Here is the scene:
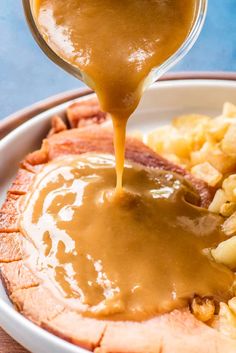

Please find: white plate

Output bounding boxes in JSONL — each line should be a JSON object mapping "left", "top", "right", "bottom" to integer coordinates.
{"left": 0, "top": 79, "right": 236, "bottom": 353}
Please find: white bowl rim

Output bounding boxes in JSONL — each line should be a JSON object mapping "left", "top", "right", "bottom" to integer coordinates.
{"left": 1, "top": 72, "right": 236, "bottom": 139}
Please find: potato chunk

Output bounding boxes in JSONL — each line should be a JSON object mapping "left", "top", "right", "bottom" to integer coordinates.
{"left": 191, "top": 162, "right": 222, "bottom": 187}
{"left": 212, "top": 235, "right": 236, "bottom": 269}
{"left": 223, "top": 102, "right": 236, "bottom": 118}
{"left": 220, "top": 202, "right": 236, "bottom": 217}
{"left": 191, "top": 297, "right": 215, "bottom": 322}
{"left": 211, "top": 302, "right": 236, "bottom": 338}
{"left": 223, "top": 175, "right": 236, "bottom": 202}
{"left": 221, "top": 124, "right": 236, "bottom": 156}
{"left": 208, "top": 189, "right": 227, "bottom": 214}
{"left": 222, "top": 212, "right": 236, "bottom": 236}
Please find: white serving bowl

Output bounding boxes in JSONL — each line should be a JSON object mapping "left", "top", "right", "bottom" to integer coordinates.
{"left": 0, "top": 76, "right": 236, "bottom": 353}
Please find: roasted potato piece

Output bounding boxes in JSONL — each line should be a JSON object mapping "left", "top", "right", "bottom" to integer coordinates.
{"left": 212, "top": 235, "right": 236, "bottom": 268}
{"left": 223, "top": 175, "right": 236, "bottom": 202}
{"left": 208, "top": 189, "right": 227, "bottom": 214}
{"left": 223, "top": 102, "right": 236, "bottom": 118}
{"left": 222, "top": 213, "right": 236, "bottom": 237}
{"left": 191, "top": 162, "right": 222, "bottom": 187}
{"left": 190, "top": 142, "right": 213, "bottom": 166}
{"left": 206, "top": 147, "right": 236, "bottom": 174}
{"left": 173, "top": 114, "right": 210, "bottom": 150}
{"left": 147, "top": 126, "right": 192, "bottom": 159}
{"left": 211, "top": 302, "right": 236, "bottom": 339}
{"left": 191, "top": 296, "right": 215, "bottom": 322}
{"left": 220, "top": 202, "right": 236, "bottom": 217}
{"left": 221, "top": 124, "right": 236, "bottom": 156}
{"left": 147, "top": 102, "right": 236, "bottom": 218}
{"left": 147, "top": 125, "right": 174, "bottom": 153}
{"left": 164, "top": 134, "right": 192, "bottom": 159}
{"left": 207, "top": 116, "right": 235, "bottom": 142}
{"left": 173, "top": 114, "right": 210, "bottom": 131}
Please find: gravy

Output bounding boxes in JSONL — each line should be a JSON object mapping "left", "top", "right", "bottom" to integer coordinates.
{"left": 28, "top": 0, "right": 231, "bottom": 321}
{"left": 20, "top": 155, "right": 234, "bottom": 320}
{"left": 34, "top": 0, "right": 196, "bottom": 189}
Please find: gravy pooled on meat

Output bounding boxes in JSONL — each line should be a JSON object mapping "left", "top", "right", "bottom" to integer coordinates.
{"left": 29, "top": 0, "right": 235, "bottom": 319}
{"left": 20, "top": 154, "right": 234, "bottom": 320}
{"left": 33, "top": 0, "right": 196, "bottom": 188}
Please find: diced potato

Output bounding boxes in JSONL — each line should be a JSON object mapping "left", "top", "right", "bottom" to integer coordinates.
{"left": 211, "top": 235, "right": 236, "bottom": 268}
{"left": 191, "top": 297, "right": 215, "bottom": 322}
{"left": 146, "top": 102, "right": 236, "bottom": 210}
{"left": 191, "top": 162, "right": 223, "bottom": 187}
{"left": 206, "top": 147, "right": 236, "bottom": 174}
{"left": 173, "top": 114, "right": 210, "bottom": 150}
{"left": 190, "top": 142, "right": 213, "bottom": 166}
{"left": 191, "top": 127, "right": 208, "bottom": 151}
{"left": 228, "top": 298, "right": 236, "bottom": 315}
{"left": 148, "top": 127, "right": 192, "bottom": 159}
{"left": 173, "top": 114, "right": 210, "bottom": 130}
{"left": 208, "top": 189, "right": 227, "bottom": 214}
{"left": 164, "top": 134, "right": 192, "bottom": 159}
{"left": 221, "top": 124, "right": 236, "bottom": 156}
{"left": 211, "top": 302, "right": 236, "bottom": 339}
{"left": 190, "top": 150, "right": 204, "bottom": 166}
{"left": 223, "top": 102, "right": 236, "bottom": 118}
{"left": 223, "top": 175, "right": 236, "bottom": 202}
{"left": 147, "top": 125, "right": 175, "bottom": 153}
{"left": 222, "top": 212, "right": 236, "bottom": 237}
{"left": 208, "top": 116, "right": 232, "bottom": 142}
{"left": 220, "top": 202, "right": 236, "bottom": 217}
{"left": 147, "top": 132, "right": 163, "bottom": 153}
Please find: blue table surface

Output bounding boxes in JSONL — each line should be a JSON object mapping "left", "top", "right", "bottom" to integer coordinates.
{"left": 0, "top": 0, "right": 236, "bottom": 119}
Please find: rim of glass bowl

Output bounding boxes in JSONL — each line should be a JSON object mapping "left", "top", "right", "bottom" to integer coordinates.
{"left": 22, "top": 0, "right": 208, "bottom": 83}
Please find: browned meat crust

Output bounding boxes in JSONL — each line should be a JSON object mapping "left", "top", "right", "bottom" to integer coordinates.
{"left": 1, "top": 96, "right": 234, "bottom": 352}
{"left": 26, "top": 102, "right": 213, "bottom": 208}
{"left": 46, "top": 127, "right": 213, "bottom": 208}
{"left": 47, "top": 115, "right": 67, "bottom": 137}
{"left": 67, "top": 97, "right": 107, "bottom": 128}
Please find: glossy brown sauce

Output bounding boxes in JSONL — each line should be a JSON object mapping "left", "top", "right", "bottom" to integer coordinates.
{"left": 34, "top": 0, "right": 196, "bottom": 189}
{"left": 28, "top": 0, "right": 234, "bottom": 321}
{"left": 20, "top": 155, "right": 234, "bottom": 320}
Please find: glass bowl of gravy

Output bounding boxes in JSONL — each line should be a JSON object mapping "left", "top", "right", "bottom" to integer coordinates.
{"left": 23, "top": 0, "right": 207, "bottom": 86}
{"left": 23, "top": 0, "right": 208, "bottom": 190}
{"left": 22, "top": 0, "right": 208, "bottom": 194}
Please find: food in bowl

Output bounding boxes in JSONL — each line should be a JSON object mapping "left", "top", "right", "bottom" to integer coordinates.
{"left": 1, "top": 98, "right": 236, "bottom": 352}
{"left": 4, "top": 0, "right": 231, "bottom": 351}
{"left": 146, "top": 103, "right": 236, "bottom": 265}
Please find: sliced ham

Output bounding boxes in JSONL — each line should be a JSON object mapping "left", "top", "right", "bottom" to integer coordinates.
{"left": 0, "top": 96, "right": 234, "bottom": 352}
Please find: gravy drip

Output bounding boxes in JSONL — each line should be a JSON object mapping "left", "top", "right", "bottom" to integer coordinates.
{"left": 34, "top": 0, "right": 196, "bottom": 189}
{"left": 20, "top": 154, "right": 234, "bottom": 321}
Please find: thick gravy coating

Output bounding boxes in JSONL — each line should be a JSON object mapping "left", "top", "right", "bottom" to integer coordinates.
{"left": 28, "top": 0, "right": 230, "bottom": 321}
{"left": 20, "top": 154, "right": 234, "bottom": 321}
{"left": 34, "top": 0, "right": 196, "bottom": 188}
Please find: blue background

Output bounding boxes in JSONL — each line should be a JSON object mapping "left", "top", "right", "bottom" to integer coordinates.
{"left": 0, "top": 0, "right": 236, "bottom": 119}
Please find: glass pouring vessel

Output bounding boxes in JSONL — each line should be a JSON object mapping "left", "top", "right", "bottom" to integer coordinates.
{"left": 22, "top": 0, "right": 208, "bottom": 85}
